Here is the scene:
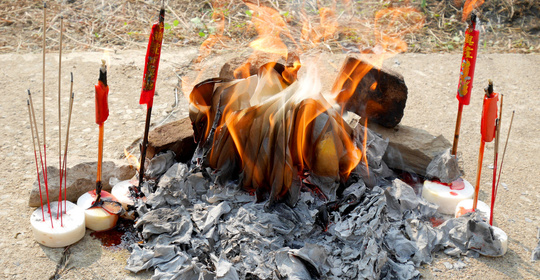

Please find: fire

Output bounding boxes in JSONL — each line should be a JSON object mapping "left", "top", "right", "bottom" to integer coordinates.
{"left": 187, "top": 1, "right": 426, "bottom": 203}
{"left": 462, "top": 0, "right": 485, "bottom": 21}
{"left": 124, "top": 148, "right": 140, "bottom": 170}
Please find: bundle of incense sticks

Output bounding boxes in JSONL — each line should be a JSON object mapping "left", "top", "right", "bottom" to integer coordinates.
{"left": 27, "top": 3, "right": 75, "bottom": 227}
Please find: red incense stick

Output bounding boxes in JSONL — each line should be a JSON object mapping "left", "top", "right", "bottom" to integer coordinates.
{"left": 452, "top": 13, "right": 479, "bottom": 156}
{"left": 94, "top": 60, "right": 109, "bottom": 202}
{"left": 138, "top": 3, "right": 165, "bottom": 189}
{"left": 489, "top": 94, "right": 503, "bottom": 225}
{"left": 472, "top": 81, "right": 498, "bottom": 211}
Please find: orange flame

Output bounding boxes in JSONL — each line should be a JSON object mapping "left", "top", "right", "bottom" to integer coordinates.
{"left": 246, "top": 3, "right": 290, "bottom": 58}
{"left": 462, "top": 0, "right": 484, "bottom": 22}
{"left": 124, "top": 148, "right": 140, "bottom": 170}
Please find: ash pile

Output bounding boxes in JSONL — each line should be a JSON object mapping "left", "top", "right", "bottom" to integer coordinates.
{"left": 125, "top": 56, "right": 505, "bottom": 279}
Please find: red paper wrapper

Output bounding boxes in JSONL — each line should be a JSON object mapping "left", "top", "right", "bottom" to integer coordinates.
{"left": 95, "top": 80, "right": 109, "bottom": 125}
{"left": 140, "top": 11, "right": 164, "bottom": 108}
{"left": 481, "top": 92, "right": 498, "bottom": 143}
{"left": 456, "top": 23, "right": 479, "bottom": 105}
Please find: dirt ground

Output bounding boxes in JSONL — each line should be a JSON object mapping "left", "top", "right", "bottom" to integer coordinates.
{"left": 0, "top": 47, "right": 539, "bottom": 279}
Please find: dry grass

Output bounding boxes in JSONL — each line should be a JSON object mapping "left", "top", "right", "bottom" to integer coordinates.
{"left": 0, "top": 0, "right": 538, "bottom": 54}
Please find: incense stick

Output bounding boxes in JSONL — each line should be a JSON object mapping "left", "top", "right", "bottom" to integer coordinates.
{"left": 57, "top": 16, "right": 64, "bottom": 224}
{"left": 27, "top": 98, "right": 45, "bottom": 221}
{"left": 29, "top": 90, "right": 53, "bottom": 228}
{"left": 42, "top": 2, "right": 50, "bottom": 217}
{"left": 62, "top": 73, "right": 74, "bottom": 213}
{"left": 490, "top": 94, "right": 503, "bottom": 225}
{"left": 492, "top": 110, "right": 514, "bottom": 220}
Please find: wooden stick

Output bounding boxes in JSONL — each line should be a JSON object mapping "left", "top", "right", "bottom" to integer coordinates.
{"left": 29, "top": 90, "right": 53, "bottom": 228}
{"left": 138, "top": 106, "right": 153, "bottom": 188}
{"left": 96, "top": 123, "right": 104, "bottom": 201}
{"left": 62, "top": 73, "right": 74, "bottom": 213}
{"left": 472, "top": 139, "right": 485, "bottom": 211}
{"left": 27, "top": 98, "right": 45, "bottom": 221}
{"left": 490, "top": 94, "right": 503, "bottom": 225}
{"left": 57, "top": 16, "right": 63, "bottom": 223}
{"left": 451, "top": 103, "right": 464, "bottom": 156}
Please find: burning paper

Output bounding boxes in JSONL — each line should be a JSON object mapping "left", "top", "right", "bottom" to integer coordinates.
{"left": 189, "top": 62, "right": 361, "bottom": 205}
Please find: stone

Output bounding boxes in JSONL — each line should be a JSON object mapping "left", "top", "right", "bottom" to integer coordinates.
{"left": 28, "top": 159, "right": 136, "bottom": 207}
{"left": 369, "top": 123, "right": 451, "bottom": 177}
{"left": 332, "top": 56, "right": 408, "bottom": 128}
{"left": 219, "top": 52, "right": 285, "bottom": 80}
{"left": 147, "top": 117, "right": 197, "bottom": 163}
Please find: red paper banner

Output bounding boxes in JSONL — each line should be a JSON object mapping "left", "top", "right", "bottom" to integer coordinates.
{"left": 481, "top": 92, "right": 498, "bottom": 143}
{"left": 95, "top": 80, "right": 109, "bottom": 124}
{"left": 140, "top": 16, "right": 164, "bottom": 107}
{"left": 456, "top": 25, "right": 479, "bottom": 105}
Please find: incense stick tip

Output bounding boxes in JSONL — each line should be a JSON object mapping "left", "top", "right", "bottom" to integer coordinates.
{"left": 27, "top": 99, "right": 30, "bottom": 105}
{"left": 70, "top": 72, "right": 73, "bottom": 82}
{"left": 44, "top": 2, "right": 47, "bottom": 8}
{"left": 27, "top": 89, "right": 31, "bottom": 95}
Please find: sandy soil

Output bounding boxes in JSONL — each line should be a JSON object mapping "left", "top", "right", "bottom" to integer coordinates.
{"left": 1, "top": 49, "right": 539, "bottom": 279}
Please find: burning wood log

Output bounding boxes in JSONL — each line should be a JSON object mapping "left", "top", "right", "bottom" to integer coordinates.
{"left": 189, "top": 62, "right": 361, "bottom": 205}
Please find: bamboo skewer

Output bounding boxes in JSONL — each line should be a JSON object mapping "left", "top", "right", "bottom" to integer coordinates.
{"left": 29, "top": 90, "right": 53, "bottom": 228}
{"left": 27, "top": 98, "right": 45, "bottom": 221}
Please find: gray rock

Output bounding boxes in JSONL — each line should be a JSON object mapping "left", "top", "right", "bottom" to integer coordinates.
{"left": 369, "top": 123, "right": 451, "bottom": 176}
{"left": 28, "top": 159, "right": 136, "bottom": 207}
{"left": 147, "top": 117, "right": 197, "bottom": 163}
{"left": 331, "top": 56, "right": 408, "bottom": 128}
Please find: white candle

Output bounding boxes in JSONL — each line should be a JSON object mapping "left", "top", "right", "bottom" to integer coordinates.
{"left": 111, "top": 180, "right": 136, "bottom": 209}
{"left": 422, "top": 178, "right": 474, "bottom": 215}
{"left": 30, "top": 201, "right": 86, "bottom": 248}
{"left": 77, "top": 191, "right": 119, "bottom": 231}
{"left": 455, "top": 198, "right": 491, "bottom": 222}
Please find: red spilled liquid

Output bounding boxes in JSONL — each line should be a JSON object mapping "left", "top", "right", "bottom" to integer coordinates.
{"left": 433, "top": 179, "right": 465, "bottom": 191}
{"left": 430, "top": 217, "right": 445, "bottom": 227}
{"left": 90, "top": 219, "right": 141, "bottom": 250}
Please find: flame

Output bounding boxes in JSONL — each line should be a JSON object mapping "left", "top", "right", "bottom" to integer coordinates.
{"left": 186, "top": 1, "right": 428, "bottom": 200}
{"left": 101, "top": 49, "right": 112, "bottom": 70}
{"left": 246, "top": 3, "right": 290, "bottom": 58}
{"left": 124, "top": 148, "right": 140, "bottom": 170}
{"left": 462, "top": 0, "right": 484, "bottom": 22}
{"left": 196, "top": 1, "right": 228, "bottom": 62}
